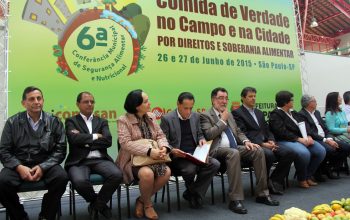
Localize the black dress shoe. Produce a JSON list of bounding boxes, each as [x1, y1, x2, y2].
[[325, 170, 340, 179], [99, 207, 112, 219], [88, 202, 99, 220], [183, 190, 192, 201], [190, 195, 203, 209], [228, 200, 248, 214], [256, 195, 279, 206], [313, 173, 326, 182], [268, 181, 284, 195]]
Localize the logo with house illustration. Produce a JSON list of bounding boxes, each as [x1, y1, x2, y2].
[[22, 0, 150, 82]]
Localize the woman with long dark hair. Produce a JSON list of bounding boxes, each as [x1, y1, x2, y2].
[[325, 92, 350, 144]]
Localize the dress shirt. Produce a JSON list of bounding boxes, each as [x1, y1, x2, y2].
[[80, 113, 102, 158], [243, 104, 259, 126], [213, 108, 237, 148], [306, 109, 331, 142], [344, 104, 350, 122], [177, 109, 191, 120], [278, 107, 299, 125], [27, 112, 43, 131]]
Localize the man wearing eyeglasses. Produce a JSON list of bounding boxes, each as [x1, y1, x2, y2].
[[200, 87, 279, 215], [65, 92, 123, 220]]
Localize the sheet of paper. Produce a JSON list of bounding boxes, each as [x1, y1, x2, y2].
[[192, 141, 211, 163], [298, 121, 307, 138]]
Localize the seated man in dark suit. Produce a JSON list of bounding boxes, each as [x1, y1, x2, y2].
[[299, 94, 350, 181], [0, 86, 68, 220], [65, 92, 123, 220], [160, 92, 220, 209], [232, 87, 295, 195]]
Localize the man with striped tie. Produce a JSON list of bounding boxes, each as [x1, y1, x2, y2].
[[200, 87, 279, 215]]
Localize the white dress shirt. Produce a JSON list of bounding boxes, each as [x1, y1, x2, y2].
[[80, 113, 102, 159], [306, 110, 332, 142], [343, 104, 350, 122]]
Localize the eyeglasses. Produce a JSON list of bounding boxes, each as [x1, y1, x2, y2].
[[216, 96, 229, 101], [81, 100, 95, 104]]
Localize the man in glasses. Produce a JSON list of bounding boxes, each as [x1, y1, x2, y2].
[[200, 87, 279, 215], [65, 92, 123, 220]]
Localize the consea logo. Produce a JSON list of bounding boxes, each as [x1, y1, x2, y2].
[[151, 107, 172, 120]]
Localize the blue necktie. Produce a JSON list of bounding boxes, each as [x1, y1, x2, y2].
[[224, 127, 237, 148]]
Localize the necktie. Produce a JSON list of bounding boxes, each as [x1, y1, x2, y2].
[[218, 113, 238, 148], [224, 127, 237, 148]]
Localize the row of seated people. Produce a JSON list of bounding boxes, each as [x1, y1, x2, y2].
[[1, 86, 349, 220], [117, 87, 350, 218]]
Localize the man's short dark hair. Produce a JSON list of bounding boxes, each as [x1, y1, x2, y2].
[[240, 87, 257, 98], [22, 86, 43, 101], [275, 91, 294, 107], [177, 92, 195, 104], [124, 89, 143, 114], [76, 91, 93, 103], [211, 87, 228, 99], [343, 91, 350, 104]]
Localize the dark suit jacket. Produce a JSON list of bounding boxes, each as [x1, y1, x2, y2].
[[200, 107, 248, 154], [232, 106, 275, 145], [64, 114, 113, 169], [269, 108, 308, 142], [160, 110, 204, 149], [298, 108, 333, 141]]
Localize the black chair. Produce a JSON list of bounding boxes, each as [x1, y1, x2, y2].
[[69, 174, 119, 220], [5, 180, 62, 220], [336, 157, 350, 176]]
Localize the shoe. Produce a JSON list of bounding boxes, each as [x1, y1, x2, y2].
[[144, 204, 158, 220], [325, 169, 340, 179], [307, 179, 318, 186], [228, 200, 248, 214], [183, 190, 192, 201], [313, 173, 326, 182], [298, 181, 310, 188], [189, 194, 203, 209], [268, 180, 284, 195], [135, 197, 144, 218], [98, 206, 112, 219], [255, 195, 279, 206], [88, 202, 99, 220]]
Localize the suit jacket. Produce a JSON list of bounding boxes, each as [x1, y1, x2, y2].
[[160, 110, 204, 150], [116, 112, 169, 184], [232, 106, 275, 145], [299, 108, 332, 141], [64, 114, 113, 169], [269, 108, 308, 142], [200, 107, 248, 154]]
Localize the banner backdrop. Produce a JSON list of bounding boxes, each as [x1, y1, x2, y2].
[[9, 0, 302, 157]]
